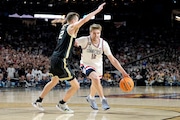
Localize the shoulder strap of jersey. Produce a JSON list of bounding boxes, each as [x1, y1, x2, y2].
[[101, 38, 104, 53], [82, 36, 91, 49]]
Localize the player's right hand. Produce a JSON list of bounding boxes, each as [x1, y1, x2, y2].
[[97, 2, 106, 12]]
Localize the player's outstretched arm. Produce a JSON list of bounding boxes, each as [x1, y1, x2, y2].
[[74, 2, 106, 28], [51, 18, 65, 26], [107, 55, 129, 78]]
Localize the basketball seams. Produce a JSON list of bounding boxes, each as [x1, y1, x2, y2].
[[120, 77, 134, 92]]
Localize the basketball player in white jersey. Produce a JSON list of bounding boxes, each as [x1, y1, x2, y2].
[[75, 24, 129, 110]]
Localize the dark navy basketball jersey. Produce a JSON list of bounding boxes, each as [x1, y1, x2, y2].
[[52, 24, 75, 59]]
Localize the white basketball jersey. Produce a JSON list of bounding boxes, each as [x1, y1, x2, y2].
[[76, 36, 112, 76]]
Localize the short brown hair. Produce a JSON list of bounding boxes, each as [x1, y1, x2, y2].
[[89, 24, 102, 32], [66, 12, 80, 22]]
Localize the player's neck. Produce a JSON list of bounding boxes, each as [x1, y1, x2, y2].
[[91, 39, 99, 47]]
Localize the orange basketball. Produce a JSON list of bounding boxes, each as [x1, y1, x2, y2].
[[119, 77, 134, 92]]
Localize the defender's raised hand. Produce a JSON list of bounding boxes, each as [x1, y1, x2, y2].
[[97, 2, 106, 12]]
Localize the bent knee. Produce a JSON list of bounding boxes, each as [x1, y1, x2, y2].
[[51, 76, 60, 84], [73, 83, 80, 90], [91, 77, 101, 83], [71, 82, 80, 90]]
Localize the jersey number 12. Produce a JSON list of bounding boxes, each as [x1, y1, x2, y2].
[[91, 53, 96, 59]]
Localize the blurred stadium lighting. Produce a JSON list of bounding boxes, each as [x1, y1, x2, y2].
[[175, 15, 180, 21], [34, 14, 65, 19], [104, 15, 111, 20]]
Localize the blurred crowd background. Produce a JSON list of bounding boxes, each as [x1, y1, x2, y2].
[[0, 0, 179, 88]]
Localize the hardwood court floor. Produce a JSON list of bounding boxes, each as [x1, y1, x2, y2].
[[1, 86, 180, 120]]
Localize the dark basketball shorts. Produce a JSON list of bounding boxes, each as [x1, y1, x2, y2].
[[80, 65, 95, 76], [49, 56, 75, 81]]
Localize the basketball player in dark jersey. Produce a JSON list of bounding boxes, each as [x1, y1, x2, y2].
[[32, 2, 106, 113]]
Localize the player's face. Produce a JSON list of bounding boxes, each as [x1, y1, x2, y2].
[[90, 29, 101, 41]]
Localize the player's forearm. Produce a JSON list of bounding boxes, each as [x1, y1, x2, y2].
[[83, 10, 99, 22], [110, 58, 128, 75], [82, 2, 105, 23], [73, 3, 105, 29], [51, 19, 58, 24], [115, 62, 127, 74], [51, 19, 63, 24]]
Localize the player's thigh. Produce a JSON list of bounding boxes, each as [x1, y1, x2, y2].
[[69, 78, 80, 89], [89, 71, 100, 81]]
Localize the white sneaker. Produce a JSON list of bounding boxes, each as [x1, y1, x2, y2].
[[56, 103, 74, 114], [101, 99, 110, 110], [32, 102, 44, 111], [86, 96, 98, 110]]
